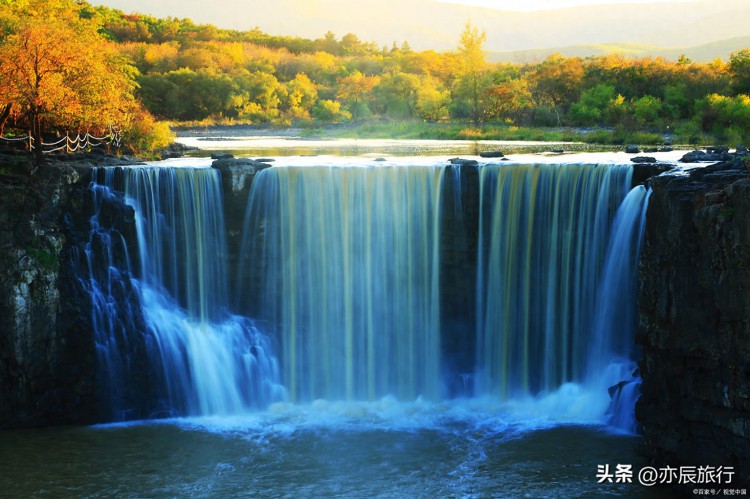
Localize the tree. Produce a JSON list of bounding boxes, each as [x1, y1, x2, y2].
[[371, 71, 421, 119], [415, 76, 450, 121], [569, 84, 615, 126], [0, 0, 138, 162], [283, 73, 318, 120], [336, 71, 379, 118], [455, 22, 487, 125], [528, 54, 584, 124], [729, 49, 750, 95]]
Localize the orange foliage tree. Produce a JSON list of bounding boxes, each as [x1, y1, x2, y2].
[[0, 0, 139, 162]]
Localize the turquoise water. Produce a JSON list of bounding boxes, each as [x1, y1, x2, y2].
[[0, 399, 667, 498]]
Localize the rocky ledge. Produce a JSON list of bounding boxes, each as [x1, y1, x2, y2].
[[637, 157, 750, 487]]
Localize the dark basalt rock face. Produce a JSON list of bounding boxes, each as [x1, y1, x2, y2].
[[0, 154, 145, 428], [211, 157, 273, 311], [0, 156, 93, 427], [637, 157, 750, 487]]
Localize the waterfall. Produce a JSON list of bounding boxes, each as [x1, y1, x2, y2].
[[78, 166, 283, 419], [592, 185, 651, 432], [475, 163, 634, 398], [78, 159, 650, 428], [238, 166, 444, 402]]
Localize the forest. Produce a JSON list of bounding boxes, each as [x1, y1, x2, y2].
[[1, 0, 750, 152]]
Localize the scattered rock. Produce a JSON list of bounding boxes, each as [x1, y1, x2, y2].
[[631, 163, 674, 187], [658, 146, 674, 152], [449, 158, 479, 167], [631, 156, 657, 163], [679, 150, 732, 163], [643, 147, 658, 153], [254, 158, 275, 163], [551, 149, 565, 154], [625, 145, 640, 154], [211, 153, 234, 160], [212, 157, 271, 170], [706, 145, 730, 155], [479, 151, 504, 158], [374, 158, 387, 162]]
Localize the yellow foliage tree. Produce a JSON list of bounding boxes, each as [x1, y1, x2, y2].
[[0, 0, 140, 162]]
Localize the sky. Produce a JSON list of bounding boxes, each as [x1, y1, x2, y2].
[[88, 0, 748, 55], [437, 0, 692, 11]]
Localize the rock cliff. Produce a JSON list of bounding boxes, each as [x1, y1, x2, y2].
[[637, 158, 750, 486], [0, 155, 95, 427], [0, 154, 143, 427]]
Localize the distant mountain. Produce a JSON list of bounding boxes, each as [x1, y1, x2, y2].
[[95, 0, 750, 55], [489, 35, 750, 63]]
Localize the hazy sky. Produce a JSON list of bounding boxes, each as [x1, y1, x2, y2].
[[89, 0, 747, 54], [438, 0, 691, 11]]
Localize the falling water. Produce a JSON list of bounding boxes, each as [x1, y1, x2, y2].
[[79, 159, 650, 430], [79, 166, 282, 418], [238, 166, 444, 402], [592, 185, 652, 432], [475, 163, 634, 399]]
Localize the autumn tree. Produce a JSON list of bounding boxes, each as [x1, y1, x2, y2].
[[528, 54, 584, 125], [336, 71, 379, 118], [454, 22, 487, 125], [0, 0, 139, 162]]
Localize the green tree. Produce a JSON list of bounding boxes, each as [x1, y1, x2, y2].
[[283, 73, 318, 120], [311, 99, 351, 122], [371, 71, 421, 119], [415, 76, 450, 121], [569, 84, 615, 126], [729, 49, 750, 95], [631, 95, 663, 127]]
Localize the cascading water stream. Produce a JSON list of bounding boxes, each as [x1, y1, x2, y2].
[[475, 163, 635, 398], [77, 166, 283, 419]]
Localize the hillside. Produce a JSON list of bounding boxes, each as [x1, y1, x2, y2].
[[489, 35, 750, 63]]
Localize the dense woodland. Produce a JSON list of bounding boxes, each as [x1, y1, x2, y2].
[[1, 0, 750, 153]]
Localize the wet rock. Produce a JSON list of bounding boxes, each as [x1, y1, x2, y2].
[[679, 150, 732, 163], [631, 163, 674, 187], [625, 145, 640, 154], [211, 152, 234, 160], [449, 158, 479, 167], [658, 146, 674, 152], [479, 151, 504, 158], [631, 156, 657, 163], [637, 157, 750, 487], [707, 145, 730, 155]]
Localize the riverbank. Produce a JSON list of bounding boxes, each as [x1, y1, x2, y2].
[[171, 120, 679, 147]]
